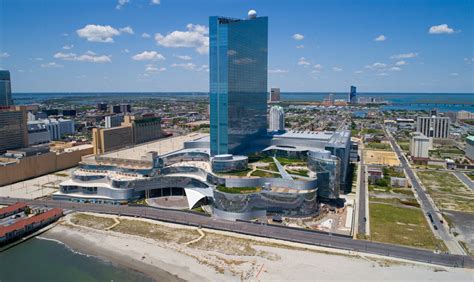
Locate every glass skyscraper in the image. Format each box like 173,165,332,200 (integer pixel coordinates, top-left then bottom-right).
209,13,268,156
348,85,357,104
0,70,13,106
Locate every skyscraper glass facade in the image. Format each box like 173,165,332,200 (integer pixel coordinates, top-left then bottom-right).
0,70,13,106
209,15,268,156
348,85,357,103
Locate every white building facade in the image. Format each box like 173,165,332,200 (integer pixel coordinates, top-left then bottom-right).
416,116,450,139
269,105,285,132
410,132,432,158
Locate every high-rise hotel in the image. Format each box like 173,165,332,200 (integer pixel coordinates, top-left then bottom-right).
209,11,268,155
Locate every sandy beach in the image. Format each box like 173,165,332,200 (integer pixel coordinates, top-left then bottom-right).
42,212,474,281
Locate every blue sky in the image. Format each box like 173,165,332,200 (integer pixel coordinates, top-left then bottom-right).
0,0,472,93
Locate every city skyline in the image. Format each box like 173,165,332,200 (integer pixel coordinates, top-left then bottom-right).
0,0,473,93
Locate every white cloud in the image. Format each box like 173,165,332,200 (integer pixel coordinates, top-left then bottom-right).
77,25,120,43
62,33,69,37
464,57,474,65
297,57,310,66
332,66,343,72
374,35,387,42
123,49,130,53
175,55,192,60
197,64,209,72
119,26,134,34
292,33,304,41
41,62,63,68
365,62,387,69
354,70,363,74
34,57,43,61
390,53,418,59
395,60,407,66
150,0,160,5
132,51,165,61
313,64,323,71
62,44,74,50
0,52,9,58
155,24,209,54
17,69,25,73
54,51,112,63
450,72,459,76
389,67,401,71
145,64,166,73
171,62,197,70
269,69,289,74
142,33,151,38
429,24,455,34
296,45,304,49
116,0,130,9
376,72,388,76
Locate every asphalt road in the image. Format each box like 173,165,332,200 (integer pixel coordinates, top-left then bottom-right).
1,197,472,269
384,128,465,255
453,172,474,190
357,151,367,236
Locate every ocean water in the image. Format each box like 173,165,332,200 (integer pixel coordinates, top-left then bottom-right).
0,237,152,282
12,92,474,112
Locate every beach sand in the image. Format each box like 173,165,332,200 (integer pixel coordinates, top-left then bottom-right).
43,213,473,281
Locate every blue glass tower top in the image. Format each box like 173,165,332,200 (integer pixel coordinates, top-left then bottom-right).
209,13,268,156
0,70,13,106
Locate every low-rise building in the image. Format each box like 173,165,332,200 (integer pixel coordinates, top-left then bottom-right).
105,115,124,128
93,114,163,154
410,132,432,159
27,121,50,145
367,166,384,184
92,125,134,155
466,136,474,161
390,177,407,188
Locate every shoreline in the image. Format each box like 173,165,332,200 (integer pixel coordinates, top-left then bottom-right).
41,227,185,282
36,213,474,281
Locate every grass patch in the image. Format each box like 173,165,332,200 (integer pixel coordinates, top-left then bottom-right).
263,162,279,172
218,168,252,177
275,157,306,166
392,188,414,196
250,169,282,178
417,171,474,212
112,219,197,244
70,213,116,230
369,196,420,208
361,129,384,135
366,142,392,151
192,206,206,213
216,185,261,194
286,169,309,177
369,203,446,251
467,174,474,181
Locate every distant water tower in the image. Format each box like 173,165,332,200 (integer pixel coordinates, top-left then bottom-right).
248,9,257,19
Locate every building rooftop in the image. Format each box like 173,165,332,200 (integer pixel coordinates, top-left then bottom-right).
270,130,335,141
0,202,27,217
100,133,209,161
0,208,62,238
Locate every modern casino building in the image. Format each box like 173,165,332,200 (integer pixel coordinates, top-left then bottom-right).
54,11,352,221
